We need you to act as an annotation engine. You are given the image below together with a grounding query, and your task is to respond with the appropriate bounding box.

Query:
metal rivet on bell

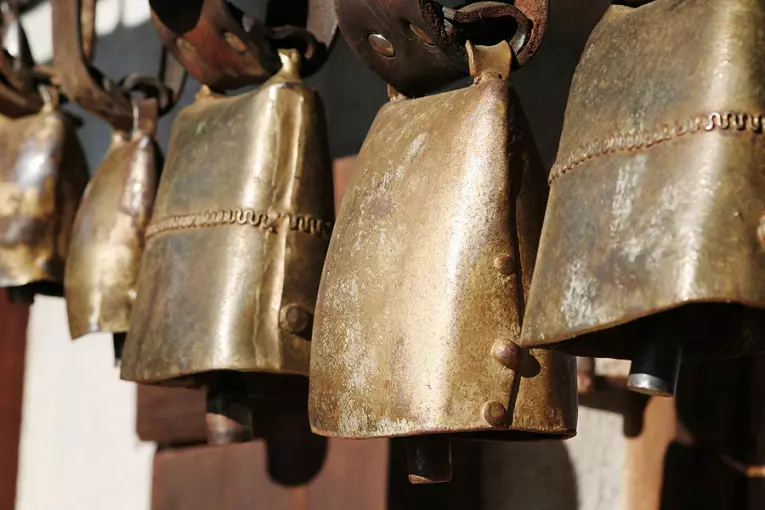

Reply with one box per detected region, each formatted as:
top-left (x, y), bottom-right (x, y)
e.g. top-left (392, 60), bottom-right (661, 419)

top-left (409, 24), bottom-right (434, 46)
top-left (482, 401), bottom-right (508, 427)
top-left (492, 340), bottom-right (520, 370)
top-left (280, 304), bottom-right (311, 335)
top-left (757, 215), bottom-right (765, 247)
top-left (493, 254), bottom-right (517, 275)
top-left (224, 32), bottom-right (247, 53)
top-left (368, 33), bottom-right (395, 57)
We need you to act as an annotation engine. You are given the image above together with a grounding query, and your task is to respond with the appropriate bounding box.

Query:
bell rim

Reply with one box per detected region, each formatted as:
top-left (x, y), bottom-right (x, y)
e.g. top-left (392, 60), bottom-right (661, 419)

top-left (308, 423), bottom-right (577, 441)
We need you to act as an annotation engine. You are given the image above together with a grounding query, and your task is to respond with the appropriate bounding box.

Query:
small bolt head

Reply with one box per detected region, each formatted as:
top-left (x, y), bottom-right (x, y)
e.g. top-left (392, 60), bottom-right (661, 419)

top-left (494, 254), bottom-right (517, 275)
top-left (224, 31), bottom-right (247, 53)
top-left (482, 401), bottom-right (508, 427)
top-left (280, 304), bottom-right (311, 335)
top-left (492, 340), bottom-right (520, 369)
top-left (409, 24), bottom-right (434, 46)
top-left (368, 33), bottom-right (395, 57)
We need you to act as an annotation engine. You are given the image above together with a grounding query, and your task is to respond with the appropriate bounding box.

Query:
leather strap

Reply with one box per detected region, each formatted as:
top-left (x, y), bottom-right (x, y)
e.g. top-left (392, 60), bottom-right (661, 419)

top-left (0, 1), bottom-right (35, 94)
top-left (52, 0), bottom-right (133, 131)
top-left (0, 0), bottom-right (45, 116)
top-left (120, 49), bottom-right (187, 116)
top-left (52, 0), bottom-right (185, 130)
top-left (150, 0), bottom-right (337, 90)
top-left (0, 80), bottom-right (40, 117)
top-left (336, 0), bottom-right (547, 97)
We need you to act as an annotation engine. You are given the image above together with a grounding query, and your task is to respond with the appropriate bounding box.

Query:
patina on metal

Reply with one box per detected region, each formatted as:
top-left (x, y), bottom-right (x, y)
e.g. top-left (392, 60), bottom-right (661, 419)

top-left (54, 0), bottom-right (181, 339)
top-left (308, 41), bottom-right (577, 484)
top-left (520, 0), bottom-right (765, 396)
top-left (121, 49), bottom-right (334, 393)
top-left (0, 90), bottom-right (88, 296)
top-left (124, 5), bottom-right (334, 477)
top-left (64, 99), bottom-right (160, 339)
top-left (336, 0), bottom-right (548, 97)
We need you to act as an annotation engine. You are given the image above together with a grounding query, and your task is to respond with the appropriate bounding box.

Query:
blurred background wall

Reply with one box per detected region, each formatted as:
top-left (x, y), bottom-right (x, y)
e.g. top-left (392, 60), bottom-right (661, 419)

top-left (12, 1), bottom-right (661, 509)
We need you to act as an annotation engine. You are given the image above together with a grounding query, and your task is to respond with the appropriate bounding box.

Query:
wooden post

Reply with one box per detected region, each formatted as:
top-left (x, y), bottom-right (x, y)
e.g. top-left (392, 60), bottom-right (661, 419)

top-left (0, 292), bottom-right (29, 510)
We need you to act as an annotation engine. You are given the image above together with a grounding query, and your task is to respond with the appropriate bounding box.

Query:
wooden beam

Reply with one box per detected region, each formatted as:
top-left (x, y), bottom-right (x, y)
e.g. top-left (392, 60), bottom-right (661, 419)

top-left (151, 439), bottom-right (388, 510)
top-left (0, 292), bottom-right (29, 510)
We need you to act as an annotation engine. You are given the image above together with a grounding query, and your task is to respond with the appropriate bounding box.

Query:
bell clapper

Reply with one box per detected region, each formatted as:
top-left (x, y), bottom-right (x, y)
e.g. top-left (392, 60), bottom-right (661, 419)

top-left (405, 436), bottom-right (453, 484)
top-left (112, 332), bottom-right (126, 365)
top-left (627, 314), bottom-right (683, 397)
top-left (205, 390), bottom-right (254, 446)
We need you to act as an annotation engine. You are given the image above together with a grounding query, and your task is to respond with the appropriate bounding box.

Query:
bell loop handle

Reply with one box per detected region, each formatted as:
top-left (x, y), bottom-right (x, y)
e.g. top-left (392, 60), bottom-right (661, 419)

top-left (466, 40), bottom-right (513, 82)
top-left (37, 83), bottom-right (60, 111)
top-left (0, 0), bottom-right (36, 93)
top-left (131, 97), bottom-right (159, 139)
top-left (119, 50), bottom-right (187, 118)
top-left (444, 2), bottom-right (530, 64)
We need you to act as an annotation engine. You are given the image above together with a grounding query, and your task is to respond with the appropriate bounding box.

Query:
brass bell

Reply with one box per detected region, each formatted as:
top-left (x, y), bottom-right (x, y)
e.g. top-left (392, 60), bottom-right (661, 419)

top-left (64, 100), bottom-right (161, 339)
top-left (521, 0), bottom-right (765, 397)
top-left (53, 0), bottom-right (172, 344)
top-left (0, 88), bottom-right (88, 302)
top-left (0, 1), bottom-right (88, 302)
top-left (309, 40), bottom-right (577, 484)
top-left (120, 49), bottom-right (335, 456)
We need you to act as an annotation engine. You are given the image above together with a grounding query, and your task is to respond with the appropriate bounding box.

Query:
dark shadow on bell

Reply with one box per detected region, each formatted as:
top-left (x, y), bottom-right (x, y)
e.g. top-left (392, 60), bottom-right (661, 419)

top-left (387, 438), bottom-right (578, 510)
top-left (519, 350), bottom-right (542, 378)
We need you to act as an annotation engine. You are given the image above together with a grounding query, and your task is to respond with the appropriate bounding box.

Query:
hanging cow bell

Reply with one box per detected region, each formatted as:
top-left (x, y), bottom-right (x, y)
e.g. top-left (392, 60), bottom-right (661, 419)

top-left (0, 1), bottom-right (88, 302)
top-left (64, 100), bottom-right (161, 339)
top-left (0, 88), bottom-right (88, 303)
top-left (309, 40), bottom-right (577, 484)
top-left (120, 48), bottom-right (334, 450)
top-left (520, 0), bottom-right (765, 397)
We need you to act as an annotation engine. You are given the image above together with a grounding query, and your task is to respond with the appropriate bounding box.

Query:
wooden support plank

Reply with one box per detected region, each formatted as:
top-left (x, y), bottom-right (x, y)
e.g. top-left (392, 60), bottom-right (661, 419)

top-left (136, 385), bottom-right (207, 446)
top-left (626, 396), bottom-right (676, 510)
top-left (151, 439), bottom-right (388, 510)
top-left (0, 292), bottom-right (29, 510)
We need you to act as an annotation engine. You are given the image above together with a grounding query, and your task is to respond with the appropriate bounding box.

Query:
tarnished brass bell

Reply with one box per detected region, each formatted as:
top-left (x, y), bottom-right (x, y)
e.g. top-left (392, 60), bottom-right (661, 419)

top-left (120, 50), bottom-right (334, 462)
top-left (521, 0), bottom-right (765, 397)
top-left (0, 1), bottom-right (88, 302)
top-left (64, 100), bottom-right (161, 339)
top-left (0, 89), bottom-right (88, 302)
top-left (309, 40), bottom-right (577, 485)
top-left (54, 0), bottom-right (184, 345)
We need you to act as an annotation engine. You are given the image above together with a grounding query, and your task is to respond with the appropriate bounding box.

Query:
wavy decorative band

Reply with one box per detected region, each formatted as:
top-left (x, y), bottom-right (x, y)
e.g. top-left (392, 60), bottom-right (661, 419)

top-left (146, 208), bottom-right (333, 240)
top-left (549, 111), bottom-right (765, 182)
